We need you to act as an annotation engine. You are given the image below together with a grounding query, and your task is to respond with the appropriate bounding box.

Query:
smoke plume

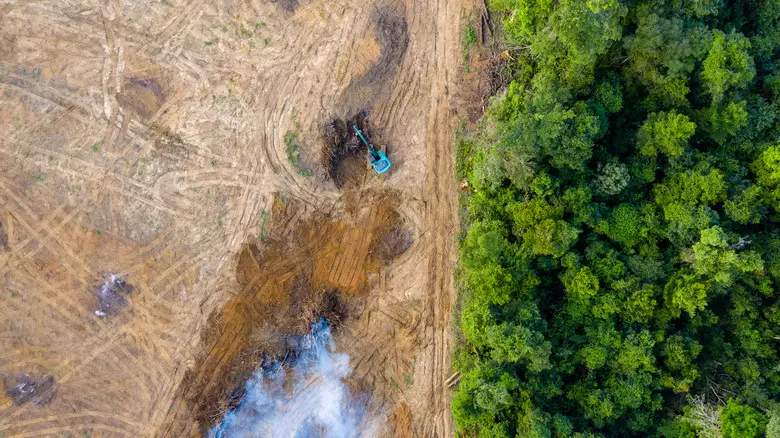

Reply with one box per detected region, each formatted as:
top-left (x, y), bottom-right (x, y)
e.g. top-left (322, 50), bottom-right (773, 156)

top-left (210, 318), bottom-right (376, 438)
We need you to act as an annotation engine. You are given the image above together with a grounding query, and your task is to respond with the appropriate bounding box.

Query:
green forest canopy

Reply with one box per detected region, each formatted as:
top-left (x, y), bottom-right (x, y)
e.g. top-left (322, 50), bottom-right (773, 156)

top-left (453, 0), bottom-right (780, 436)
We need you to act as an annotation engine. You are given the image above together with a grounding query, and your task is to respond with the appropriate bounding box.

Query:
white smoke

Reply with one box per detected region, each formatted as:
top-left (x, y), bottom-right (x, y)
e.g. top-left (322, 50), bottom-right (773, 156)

top-left (210, 319), bottom-right (377, 438)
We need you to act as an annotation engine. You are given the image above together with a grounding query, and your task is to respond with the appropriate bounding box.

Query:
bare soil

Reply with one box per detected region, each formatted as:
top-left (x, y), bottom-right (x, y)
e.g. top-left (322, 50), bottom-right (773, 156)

top-left (0, 0), bottom-right (479, 435)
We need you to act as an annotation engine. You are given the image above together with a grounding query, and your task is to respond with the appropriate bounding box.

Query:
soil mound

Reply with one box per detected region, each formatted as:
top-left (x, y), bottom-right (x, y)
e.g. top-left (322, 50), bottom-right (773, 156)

top-left (116, 77), bottom-right (165, 119)
top-left (371, 225), bottom-right (412, 262)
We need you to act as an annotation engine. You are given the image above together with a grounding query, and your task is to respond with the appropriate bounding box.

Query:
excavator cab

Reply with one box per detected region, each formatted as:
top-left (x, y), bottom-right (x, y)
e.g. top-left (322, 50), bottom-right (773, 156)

top-left (352, 124), bottom-right (391, 174)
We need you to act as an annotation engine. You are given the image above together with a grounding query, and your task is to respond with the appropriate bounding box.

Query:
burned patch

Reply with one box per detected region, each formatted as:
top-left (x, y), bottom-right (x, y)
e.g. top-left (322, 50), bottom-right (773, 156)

top-left (322, 112), bottom-right (369, 188)
top-left (167, 197), bottom-right (405, 434)
top-left (298, 289), bottom-right (350, 330)
top-left (269, 0), bottom-right (299, 12)
top-left (211, 318), bottom-right (372, 436)
top-left (93, 274), bottom-right (135, 317)
top-left (4, 373), bottom-right (55, 406)
top-left (116, 77), bottom-right (165, 119)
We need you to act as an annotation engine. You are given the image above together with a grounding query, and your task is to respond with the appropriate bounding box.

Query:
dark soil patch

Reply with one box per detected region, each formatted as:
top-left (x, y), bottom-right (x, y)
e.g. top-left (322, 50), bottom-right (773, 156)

top-left (351, 6), bottom-right (409, 87)
top-left (0, 220), bottom-right (7, 250)
top-left (322, 112), bottom-right (369, 188)
top-left (301, 289), bottom-right (350, 330)
top-left (369, 204), bottom-right (413, 262)
top-left (338, 4), bottom-right (409, 114)
top-left (269, 0), bottom-right (299, 12)
top-left (93, 274), bottom-right (135, 317)
top-left (334, 154), bottom-right (368, 189)
top-left (4, 373), bottom-right (55, 406)
top-left (116, 77), bottom-right (165, 119)
top-left (371, 225), bottom-right (412, 262)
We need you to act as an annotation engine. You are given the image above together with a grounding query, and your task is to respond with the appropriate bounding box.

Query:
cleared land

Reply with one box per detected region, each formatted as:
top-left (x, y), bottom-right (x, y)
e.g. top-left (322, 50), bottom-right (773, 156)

top-left (0, 0), bottom-right (473, 435)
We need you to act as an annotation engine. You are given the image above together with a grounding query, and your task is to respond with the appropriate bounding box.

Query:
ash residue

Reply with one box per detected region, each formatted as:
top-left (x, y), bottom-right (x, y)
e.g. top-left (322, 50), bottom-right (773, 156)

top-left (4, 373), bottom-right (55, 406)
top-left (322, 112), bottom-right (369, 188)
top-left (94, 274), bottom-right (135, 317)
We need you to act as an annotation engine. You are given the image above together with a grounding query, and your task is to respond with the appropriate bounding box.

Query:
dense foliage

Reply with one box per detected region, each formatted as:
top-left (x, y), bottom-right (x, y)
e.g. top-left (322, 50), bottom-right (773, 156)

top-left (454, 1), bottom-right (780, 436)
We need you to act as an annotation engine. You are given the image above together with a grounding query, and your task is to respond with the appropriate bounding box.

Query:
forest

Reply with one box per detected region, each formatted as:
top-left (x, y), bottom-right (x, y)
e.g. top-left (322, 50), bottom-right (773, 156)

top-left (453, 0), bottom-right (780, 436)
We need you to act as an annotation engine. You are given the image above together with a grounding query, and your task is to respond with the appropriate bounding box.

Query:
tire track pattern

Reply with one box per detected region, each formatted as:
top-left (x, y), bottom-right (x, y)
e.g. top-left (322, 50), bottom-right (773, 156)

top-left (0, 0), bottom-right (466, 435)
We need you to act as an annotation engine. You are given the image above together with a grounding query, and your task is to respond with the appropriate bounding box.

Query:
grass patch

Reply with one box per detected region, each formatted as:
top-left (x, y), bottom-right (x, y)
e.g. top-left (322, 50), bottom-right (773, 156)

top-left (238, 25), bottom-right (253, 39)
top-left (258, 210), bottom-right (270, 241)
top-left (463, 22), bottom-right (477, 49)
top-left (455, 119), bottom-right (476, 180)
top-left (284, 114), bottom-right (311, 176)
top-left (284, 130), bottom-right (300, 166)
top-left (462, 21), bottom-right (478, 67)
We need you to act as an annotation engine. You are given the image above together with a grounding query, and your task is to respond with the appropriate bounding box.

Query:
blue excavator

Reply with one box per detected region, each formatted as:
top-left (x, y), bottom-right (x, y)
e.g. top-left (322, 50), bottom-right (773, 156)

top-left (352, 124), bottom-right (391, 174)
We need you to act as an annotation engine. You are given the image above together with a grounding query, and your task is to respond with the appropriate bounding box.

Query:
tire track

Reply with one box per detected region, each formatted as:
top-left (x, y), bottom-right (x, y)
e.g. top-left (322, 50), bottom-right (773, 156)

top-left (0, 0), bottom-right (467, 435)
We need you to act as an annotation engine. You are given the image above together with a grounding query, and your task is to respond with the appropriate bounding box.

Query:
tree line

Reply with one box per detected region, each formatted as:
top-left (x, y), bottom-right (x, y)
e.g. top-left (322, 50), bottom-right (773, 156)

top-left (453, 1), bottom-right (780, 436)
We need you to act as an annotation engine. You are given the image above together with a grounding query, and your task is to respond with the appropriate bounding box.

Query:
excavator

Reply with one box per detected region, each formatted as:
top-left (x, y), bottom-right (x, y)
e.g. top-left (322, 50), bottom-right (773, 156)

top-left (352, 124), bottom-right (391, 174)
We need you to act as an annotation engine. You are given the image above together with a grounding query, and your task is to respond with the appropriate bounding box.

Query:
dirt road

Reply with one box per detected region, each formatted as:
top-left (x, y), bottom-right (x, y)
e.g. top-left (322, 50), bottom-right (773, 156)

top-left (0, 0), bottom-right (467, 435)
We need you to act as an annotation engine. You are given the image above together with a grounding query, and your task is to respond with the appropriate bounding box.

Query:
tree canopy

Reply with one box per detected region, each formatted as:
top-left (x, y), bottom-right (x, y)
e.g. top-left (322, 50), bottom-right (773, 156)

top-left (454, 1), bottom-right (780, 436)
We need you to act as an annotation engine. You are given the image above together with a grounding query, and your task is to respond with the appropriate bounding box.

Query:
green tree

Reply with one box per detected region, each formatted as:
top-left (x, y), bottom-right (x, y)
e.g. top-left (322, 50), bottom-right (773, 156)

top-left (691, 226), bottom-right (763, 287)
top-left (701, 30), bottom-right (755, 104)
top-left (598, 203), bottom-right (643, 248)
top-left (753, 145), bottom-right (780, 213)
top-left (484, 322), bottom-right (551, 372)
top-left (624, 11), bottom-right (710, 109)
top-left (720, 398), bottom-right (768, 438)
top-left (593, 76), bottom-right (623, 113)
top-left (767, 412), bottom-right (780, 438)
top-left (655, 168), bottom-right (727, 208)
top-left (637, 111), bottom-right (696, 158)
top-left (725, 184), bottom-right (765, 224)
top-left (659, 334), bottom-right (703, 393)
top-left (664, 273), bottom-right (709, 318)
top-left (595, 162), bottom-right (631, 196)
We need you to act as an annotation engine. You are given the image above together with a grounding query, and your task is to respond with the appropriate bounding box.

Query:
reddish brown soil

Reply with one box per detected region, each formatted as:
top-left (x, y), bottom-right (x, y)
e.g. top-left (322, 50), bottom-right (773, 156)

top-left (161, 193), bottom-right (411, 435)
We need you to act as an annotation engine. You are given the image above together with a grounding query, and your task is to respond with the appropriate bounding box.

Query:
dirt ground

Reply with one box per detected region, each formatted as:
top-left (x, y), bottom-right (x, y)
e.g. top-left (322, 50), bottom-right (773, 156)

top-left (0, 0), bottom-right (476, 435)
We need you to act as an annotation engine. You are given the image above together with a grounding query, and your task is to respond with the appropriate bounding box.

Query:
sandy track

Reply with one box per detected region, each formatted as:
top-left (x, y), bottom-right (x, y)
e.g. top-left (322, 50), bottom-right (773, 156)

top-left (0, 0), bottom-right (467, 435)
